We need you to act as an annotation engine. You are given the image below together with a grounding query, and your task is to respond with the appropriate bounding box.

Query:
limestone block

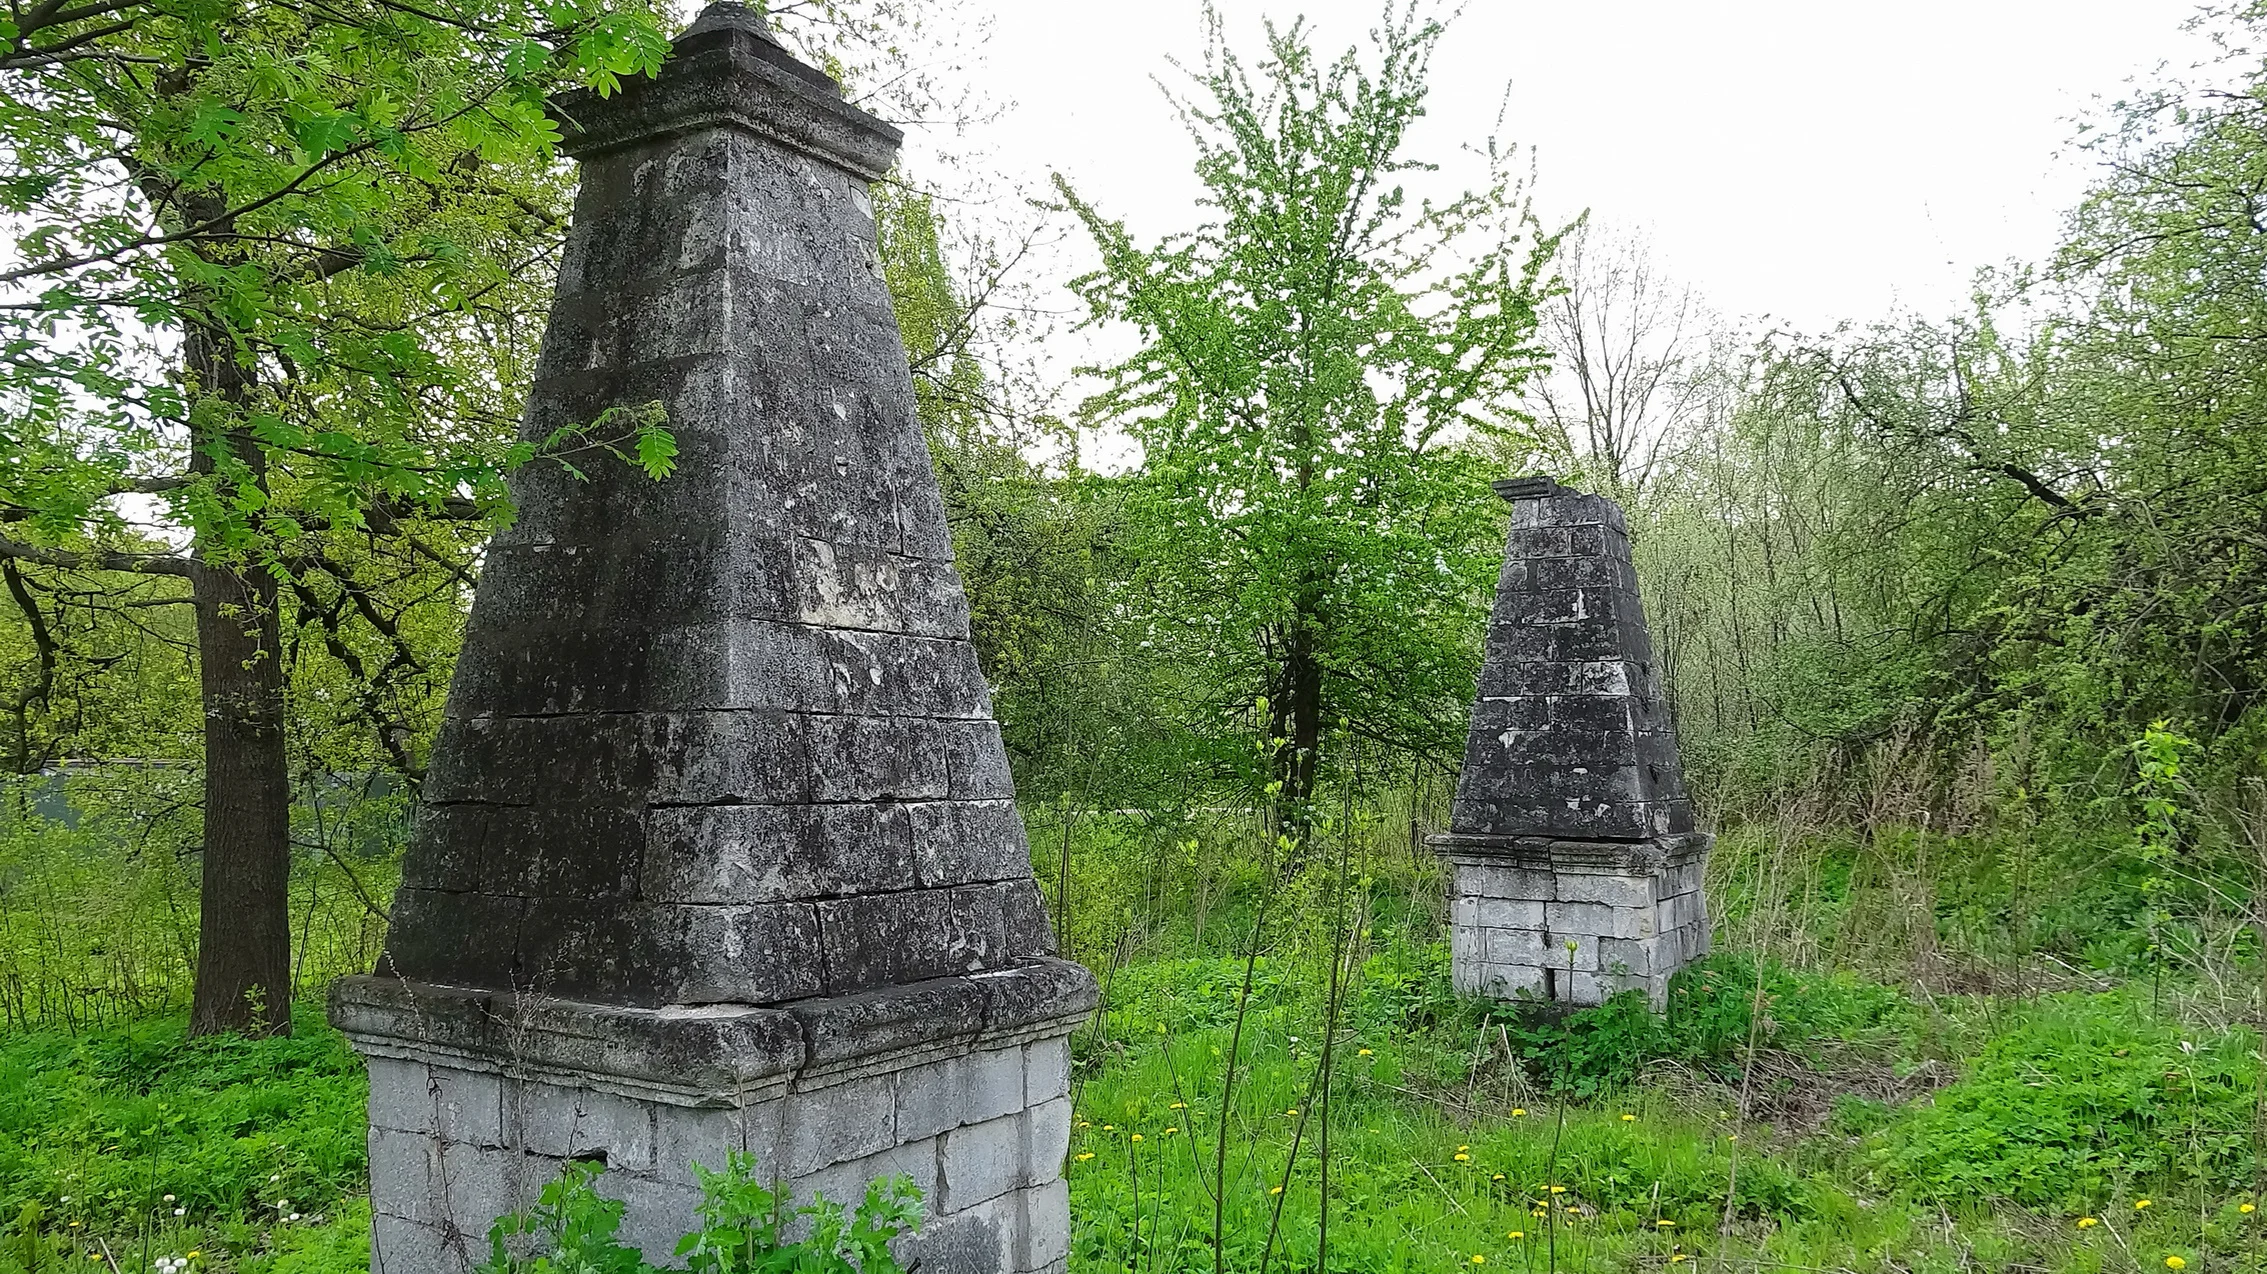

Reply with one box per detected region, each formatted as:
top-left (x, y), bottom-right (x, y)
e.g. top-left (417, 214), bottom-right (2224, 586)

top-left (368, 1127), bottom-right (442, 1226)
top-left (507, 1081), bottom-right (657, 1172)
top-left (1017, 1179), bottom-right (1073, 1271)
top-left (649, 1100), bottom-right (788, 1187)
top-left (596, 1172), bottom-right (705, 1267)
top-left (787, 1133), bottom-right (941, 1217)
top-left (1025, 1037), bottom-right (1070, 1106)
top-left (1449, 924), bottom-right (1485, 971)
top-left (1453, 861), bottom-right (1555, 902)
top-left (909, 1184), bottom-right (1020, 1274)
top-left (1554, 872), bottom-right (1659, 909)
top-left (806, 713), bottom-right (949, 801)
top-left (370, 1211), bottom-right (455, 1274)
top-left (910, 799), bottom-right (1034, 888)
top-left (1595, 936), bottom-right (1657, 977)
top-left (1548, 899), bottom-right (1655, 941)
top-left (1474, 897), bottom-right (1547, 929)
top-left (782, 1072), bottom-right (897, 1177)
top-left (437, 1140), bottom-right (543, 1229)
top-left (1474, 963), bottom-right (1547, 998)
top-left (1022, 1096), bottom-right (1071, 1187)
top-left (940, 1111), bottom-right (1027, 1211)
top-left (366, 1058), bottom-right (434, 1135)
top-left (894, 1044), bottom-right (1026, 1143)
top-left (942, 720), bottom-right (1017, 800)
top-left (1484, 927), bottom-right (1552, 966)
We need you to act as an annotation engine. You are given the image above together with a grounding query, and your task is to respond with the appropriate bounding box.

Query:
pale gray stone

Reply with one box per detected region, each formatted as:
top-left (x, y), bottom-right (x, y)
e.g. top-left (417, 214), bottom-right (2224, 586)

top-left (782, 1073), bottom-right (897, 1177)
top-left (1554, 872), bottom-right (1658, 909)
top-left (371, 1212), bottom-right (459, 1274)
top-left (365, 1058), bottom-right (434, 1135)
top-left (894, 1045), bottom-right (1026, 1143)
top-left (940, 1112), bottom-right (1027, 1211)
top-left (1016, 1179), bottom-right (1072, 1271)
top-left (1023, 1037), bottom-right (1070, 1106)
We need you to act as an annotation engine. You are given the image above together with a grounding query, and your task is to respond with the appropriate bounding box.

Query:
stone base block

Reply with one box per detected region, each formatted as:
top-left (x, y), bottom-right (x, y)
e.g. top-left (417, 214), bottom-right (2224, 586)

top-left (334, 959), bottom-right (1094, 1274)
top-left (1433, 834), bottom-right (1711, 1010)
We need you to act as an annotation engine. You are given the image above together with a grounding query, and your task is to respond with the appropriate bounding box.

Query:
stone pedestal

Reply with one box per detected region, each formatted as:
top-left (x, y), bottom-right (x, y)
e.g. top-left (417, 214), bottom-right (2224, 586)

top-left (331, 6), bottom-right (1096, 1270)
top-left (1429, 478), bottom-right (1711, 1009)
top-left (1434, 836), bottom-right (1709, 1008)
top-left (334, 966), bottom-right (1087, 1273)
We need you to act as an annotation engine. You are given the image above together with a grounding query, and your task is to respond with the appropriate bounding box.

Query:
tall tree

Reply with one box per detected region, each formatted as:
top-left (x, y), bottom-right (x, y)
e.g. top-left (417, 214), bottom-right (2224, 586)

top-left (1057, 1), bottom-right (1558, 838)
top-left (1518, 222), bottom-right (1727, 501)
top-left (0, 0), bottom-right (673, 1033)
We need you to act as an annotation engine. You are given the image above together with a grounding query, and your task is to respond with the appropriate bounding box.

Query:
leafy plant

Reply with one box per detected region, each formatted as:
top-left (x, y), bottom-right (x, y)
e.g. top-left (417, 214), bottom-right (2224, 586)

top-left (479, 1153), bottom-right (922, 1274)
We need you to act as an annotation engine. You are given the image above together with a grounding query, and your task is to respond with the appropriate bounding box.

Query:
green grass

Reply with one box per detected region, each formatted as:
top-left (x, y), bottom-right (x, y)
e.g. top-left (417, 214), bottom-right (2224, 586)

top-left (0, 1001), bottom-right (369, 1274)
top-left (2, 950), bottom-right (2265, 1274)
top-left (1065, 952), bottom-right (2267, 1274)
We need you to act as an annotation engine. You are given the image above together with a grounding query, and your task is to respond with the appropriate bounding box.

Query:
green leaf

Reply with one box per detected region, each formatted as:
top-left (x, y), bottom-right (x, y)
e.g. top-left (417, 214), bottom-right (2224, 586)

top-left (633, 423), bottom-right (677, 479)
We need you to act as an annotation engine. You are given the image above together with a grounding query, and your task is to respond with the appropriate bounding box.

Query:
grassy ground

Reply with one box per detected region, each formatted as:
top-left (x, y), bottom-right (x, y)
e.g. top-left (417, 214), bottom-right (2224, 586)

top-left (3, 954), bottom-right (2264, 1273)
top-left (5, 813), bottom-right (2267, 1273)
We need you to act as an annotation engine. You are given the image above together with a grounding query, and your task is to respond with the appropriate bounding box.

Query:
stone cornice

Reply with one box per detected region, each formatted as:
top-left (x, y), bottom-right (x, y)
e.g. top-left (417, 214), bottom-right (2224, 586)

top-left (550, 4), bottom-right (902, 179)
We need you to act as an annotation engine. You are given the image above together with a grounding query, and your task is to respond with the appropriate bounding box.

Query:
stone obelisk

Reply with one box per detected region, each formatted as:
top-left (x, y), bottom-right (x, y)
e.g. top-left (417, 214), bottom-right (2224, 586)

top-left (1427, 477), bottom-right (1711, 1009)
top-left (329, 8), bottom-right (1096, 1270)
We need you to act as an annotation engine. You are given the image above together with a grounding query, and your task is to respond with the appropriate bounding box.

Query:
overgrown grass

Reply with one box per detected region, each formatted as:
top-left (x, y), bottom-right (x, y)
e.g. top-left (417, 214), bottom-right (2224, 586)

top-left (0, 1001), bottom-right (369, 1274)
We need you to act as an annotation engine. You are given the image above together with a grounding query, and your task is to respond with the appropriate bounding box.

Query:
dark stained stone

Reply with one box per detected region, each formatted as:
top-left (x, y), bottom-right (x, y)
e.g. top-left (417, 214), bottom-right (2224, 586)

top-left (1448, 480), bottom-right (1695, 842)
top-left (366, 6), bottom-right (1075, 1011)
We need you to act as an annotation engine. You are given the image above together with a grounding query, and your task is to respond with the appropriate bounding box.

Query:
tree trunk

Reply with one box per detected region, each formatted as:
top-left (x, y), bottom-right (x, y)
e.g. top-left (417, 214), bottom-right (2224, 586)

top-left (1273, 603), bottom-right (1324, 857)
top-left (182, 276), bottom-right (293, 1038)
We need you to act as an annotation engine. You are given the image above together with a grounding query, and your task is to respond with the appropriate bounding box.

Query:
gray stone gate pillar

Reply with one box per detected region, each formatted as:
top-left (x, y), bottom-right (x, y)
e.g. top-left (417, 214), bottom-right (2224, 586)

top-left (1427, 477), bottom-right (1711, 1009)
top-left (328, 7), bottom-right (1096, 1270)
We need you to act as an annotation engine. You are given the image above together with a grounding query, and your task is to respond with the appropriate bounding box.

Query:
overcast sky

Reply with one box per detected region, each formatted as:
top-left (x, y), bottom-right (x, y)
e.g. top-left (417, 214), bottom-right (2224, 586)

top-left (924, 0), bottom-right (2220, 338)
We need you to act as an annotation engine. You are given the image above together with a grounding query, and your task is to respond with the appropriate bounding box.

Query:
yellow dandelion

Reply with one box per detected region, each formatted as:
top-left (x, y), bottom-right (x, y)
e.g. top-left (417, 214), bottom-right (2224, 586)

top-left (1671, 1256), bottom-right (1690, 1265)
top-left (1620, 1114), bottom-right (1636, 1122)
top-left (2166, 1259), bottom-right (2186, 1271)
top-left (1269, 1186), bottom-right (1283, 1196)
top-left (2245, 1203), bottom-right (2258, 1214)
top-left (1285, 1108), bottom-right (1299, 1117)
top-left (1130, 1133), bottom-right (1144, 1142)
top-left (1357, 1048), bottom-right (1373, 1057)
top-left (1548, 1186), bottom-right (1567, 1194)
top-left (1508, 1231), bottom-right (1524, 1240)
top-left (1511, 1108), bottom-right (1527, 1117)
top-left (1470, 1257), bottom-right (1485, 1266)
top-left (1492, 1173), bottom-right (1506, 1182)
top-left (1075, 1152), bottom-right (1095, 1162)
top-left (2077, 1217), bottom-right (2099, 1229)
top-left (1454, 1153), bottom-right (1470, 1162)
top-left (1164, 1127), bottom-right (1179, 1136)
top-left (2137, 1199), bottom-right (2154, 1210)
top-left (1102, 1124), bottom-right (1115, 1131)
top-left (1657, 1220), bottom-right (1675, 1228)
top-left (1458, 1144), bottom-right (1470, 1152)
top-left (1169, 1102), bottom-right (1187, 1110)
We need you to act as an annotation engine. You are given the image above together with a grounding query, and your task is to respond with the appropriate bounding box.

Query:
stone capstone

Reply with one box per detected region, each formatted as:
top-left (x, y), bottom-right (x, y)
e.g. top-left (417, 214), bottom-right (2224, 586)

top-left (1428, 478), bottom-right (1713, 1008)
top-left (330, 6), bottom-right (1096, 1270)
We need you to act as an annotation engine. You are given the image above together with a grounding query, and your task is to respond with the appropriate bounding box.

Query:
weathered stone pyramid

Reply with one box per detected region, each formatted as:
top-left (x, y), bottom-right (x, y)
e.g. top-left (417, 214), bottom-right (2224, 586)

top-left (1429, 477), bottom-right (1710, 1008)
top-left (1448, 476), bottom-right (1694, 843)
top-left (381, 3), bottom-right (1057, 1008)
top-left (331, 9), bottom-right (1094, 1270)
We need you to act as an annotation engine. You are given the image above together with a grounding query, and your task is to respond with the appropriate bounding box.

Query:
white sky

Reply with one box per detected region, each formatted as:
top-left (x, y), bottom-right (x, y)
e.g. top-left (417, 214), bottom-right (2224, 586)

top-left (936, 0), bottom-right (2219, 337)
